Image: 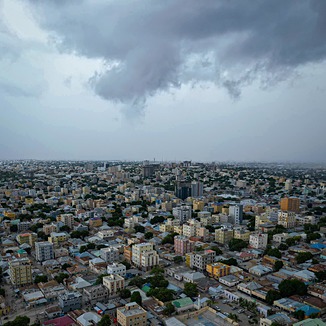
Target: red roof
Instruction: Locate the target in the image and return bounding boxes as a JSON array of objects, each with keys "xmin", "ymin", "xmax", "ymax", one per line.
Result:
[{"xmin": 43, "ymin": 316, "xmax": 75, "ymax": 326}]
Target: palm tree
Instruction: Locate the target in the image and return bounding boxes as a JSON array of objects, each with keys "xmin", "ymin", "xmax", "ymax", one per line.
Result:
[{"xmin": 229, "ymin": 313, "xmax": 239, "ymax": 322}]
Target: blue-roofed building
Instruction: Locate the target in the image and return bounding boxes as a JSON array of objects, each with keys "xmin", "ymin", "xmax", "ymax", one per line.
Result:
[
  {"xmin": 296, "ymin": 305, "xmax": 321, "ymax": 317},
  {"xmin": 311, "ymin": 243, "xmax": 326, "ymax": 250}
]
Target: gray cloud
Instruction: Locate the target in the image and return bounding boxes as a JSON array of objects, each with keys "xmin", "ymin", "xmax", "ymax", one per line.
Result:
[{"xmin": 25, "ymin": 0, "xmax": 326, "ymax": 105}]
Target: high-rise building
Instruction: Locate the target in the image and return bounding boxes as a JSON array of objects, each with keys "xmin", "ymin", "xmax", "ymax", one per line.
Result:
[
  {"xmin": 9, "ymin": 258, "xmax": 33, "ymax": 286},
  {"xmin": 186, "ymin": 250, "xmax": 216, "ymax": 271},
  {"xmin": 249, "ymin": 233, "xmax": 268, "ymax": 249},
  {"xmin": 131, "ymin": 243, "xmax": 159, "ymax": 270},
  {"xmin": 215, "ymin": 228, "xmax": 234, "ymax": 245},
  {"xmin": 117, "ymin": 302, "xmax": 147, "ymax": 326},
  {"xmin": 175, "ymin": 181, "xmax": 191, "ymax": 200},
  {"xmin": 191, "ymin": 181, "xmax": 203, "ymax": 198},
  {"xmin": 229, "ymin": 204, "xmax": 243, "ymax": 225},
  {"xmin": 35, "ymin": 241, "xmax": 54, "ymax": 262},
  {"xmin": 172, "ymin": 205, "xmax": 192, "ymax": 224},
  {"xmin": 142, "ymin": 161, "xmax": 156, "ymax": 178},
  {"xmin": 278, "ymin": 211, "xmax": 296, "ymax": 228},
  {"xmin": 174, "ymin": 235, "xmax": 195, "ymax": 255},
  {"xmin": 57, "ymin": 213, "xmax": 75, "ymax": 229},
  {"xmin": 280, "ymin": 197, "xmax": 300, "ymax": 213}
]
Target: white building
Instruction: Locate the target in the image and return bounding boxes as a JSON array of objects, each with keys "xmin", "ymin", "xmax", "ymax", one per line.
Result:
[
  {"xmin": 229, "ymin": 204, "xmax": 243, "ymax": 225},
  {"xmin": 249, "ymin": 233, "xmax": 268, "ymax": 249},
  {"xmin": 278, "ymin": 211, "xmax": 296, "ymax": 229},
  {"xmin": 102, "ymin": 274, "xmax": 125, "ymax": 296},
  {"xmin": 132, "ymin": 243, "xmax": 159, "ymax": 270},
  {"xmin": 35, "ymin": 241, "xmax": 54, "ymax": 262},
  {"xmin": 107, "ymin": 263, "xmax": 126, "ymax": 277},
  {"xmin": 172, "ymin": 206, "xmax": 192, "ymax": 224},
  {"xmin": 100, "ymin": 247, "xmax": 119, "ymax": 263}
]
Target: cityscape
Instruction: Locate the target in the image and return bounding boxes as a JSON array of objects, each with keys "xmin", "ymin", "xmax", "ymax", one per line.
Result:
[
  {"xmin": 0, "ymin": 160, "xmax": 325, "ymax": 326},
  {"xmin": 1, "ymin": 1, "xmax": 326, "ymax": 326}
]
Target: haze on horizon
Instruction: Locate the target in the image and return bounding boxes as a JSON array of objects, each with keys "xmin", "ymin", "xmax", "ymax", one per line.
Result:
[{"xmin": 1, "ymin": 0, "xmax": 326, "ymax": 163}]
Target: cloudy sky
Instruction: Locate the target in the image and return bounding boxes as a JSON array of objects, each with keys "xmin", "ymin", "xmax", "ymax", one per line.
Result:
[{"xmin": 1, "ymin": 0, "xmax": 326, "ymax": 162}]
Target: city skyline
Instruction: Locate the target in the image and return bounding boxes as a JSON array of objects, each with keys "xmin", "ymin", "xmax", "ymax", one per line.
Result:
[{"xmin": 1, "ymin": 1, "xmax": 326, "ymax": 162}]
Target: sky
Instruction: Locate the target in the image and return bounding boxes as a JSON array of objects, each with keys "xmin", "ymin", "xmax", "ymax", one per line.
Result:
[{"xmin": 0, "ymin": 0, "xmax": 326, "ymax": 162}]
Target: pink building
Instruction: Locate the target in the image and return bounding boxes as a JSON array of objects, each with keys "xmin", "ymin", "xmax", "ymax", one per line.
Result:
[{"xmin": 174, "ymin": 235, "xmax": 195, "ymax": 255}]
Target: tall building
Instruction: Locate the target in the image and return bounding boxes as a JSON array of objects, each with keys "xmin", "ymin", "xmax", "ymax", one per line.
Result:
[
  {"xmin": 280, "ymin": 197, "xmax": 300, "ymax": 213},
  {"xmin": 278, "ymin": 211, "xmax": 296, "ymax": 228},
  {"xmin": 229, "ymin": 204, "xmax": 243, "ymax": 225},
  {"xmin": 57, "ymin": 214, "xmax": 75, "ymax": 229},
  {"xmin": 100, "ymin": 247, "xmax": 120, "ymax": 263},
  {"xmin": 9, "ymin": 258, "xmax": 33, "ymax": 286},
  {"xmin": 186, "ymin": 250, "xmax": 216, "ymax": 271},
  {"xmin": 117, "ymin": 302, "xmax": 147, "ymax": 326},
  {"xmin": 131, "ymin": 243, "xmax": 159, "ymax": 270},
  {"xmin": 102, "ymin": 274, "xmax": 125, "ymax": 296},
  {"xmin": 215, "ymin": 228, "xmax": 234, "ymax": 245},
  {"xmin": 249, "ymin": 233, "xmax": 268, "ymax": 249},
  {"xmin": 35, "ymin": 241, "xmax": 54, "ymax": 262},
  {"xmin": 175, "ymin": 181, "xmax": 191, "ymax": 200},
  {"xmin": 191, "ymin": 181, "xmax": 203, "ymax": 197},
  {"xmin": 174, "ymin": 235, "xmax": 195, "ymax": 255},
  {"xmin": 142, "ymin": 161, "xmax": 156, "ymax": 178},
  {"xmin": 172, "ymin": 205, "xmax": 192, "ymax": 224}
]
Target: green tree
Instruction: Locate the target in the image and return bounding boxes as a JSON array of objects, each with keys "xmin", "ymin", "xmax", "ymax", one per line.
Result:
[
  {"xmin": 4, "ymin": 316, "xmax": 30, "ymax": 326},
  {"xmin": 150, "ymin": 266, "xmax": 164, "ymax": 275},
  {"xmin": 62, "ymin": 263, "xmax": 72, "ymax": 270},
  {"xmin": 121, "ymin": 260, "xmax": 131, "ymax": 270},
  {"xmin": 296, "ymin": 252, "xmax": 313, "ymax": 264},
  {"xmin": 293, "ymin": 309, "xmax": 305, "ymax": 321},
  {"xmin": 144, "ymin": 232, "xmax": 154, "ymax": 239},
  {"xmin": 210, "ymin": 246, "xmax": 223, "ymax": 255},
  {"xmin": 0, "ymin": 288, "xmax": 5, "ymax": 297},
  {"xmin": 184, "ymin": 282, "xmax": 198, "ymax": 297},
  {"xmin": 34, "ymin": 275, "xmax": 48, "ymax": 284},
  {"xmin": 147, "ymin": 288, "xmax": 175, "ymax": 302},
  {"xmin": 278, "ymin": 243, "xmax": 288, "ymax": 251},
  {"xmin": 95, "ymin": 274, "xmax": 108, "ymax": 285},
  {"xmin": 79, "ymin": 246, "xmax": 88, "ymax": 253},
  {"xmin": 228, "ymin": 313, "xmax": 239, "ymax": 322},
  {"xmin": 119, "ymin": 289, "xmax": 131, "ymax": 299},
  {"xmin": 134, "ymin": 225, "xmax": 145, "ymax": 233},
  {"xmin": 266, "ymin": 248, "xmax": 282, "ymax": 259},
  {"xmin": 10, "ymin": 225, "xmax": 18, "ymax": 232},
  {"xmin": 128, "ymin": 276, "xmax": 146, "ymax": 288},
  {"xmin": 162, "ymin": 232, "xmax": 178, "ymax": 245},
  {"xmin": 163, "ymin": 302, "xmax": 175, "ymax": 316},
  {"xmin": 274, "ymin": 260, "xmax": 284, "ymax": 272},
  {"xmin": 218, "ymin": 258, "xmax": 238, "ymax": 266},
  {"xmin": 54, "ymin": 273, "xmax": 69, "ymax": 284},
  {"xmin": 150, "ymin": 216, "xmax": 165, "ymax": 224},
  {"xmin": 173, "ymin": 256, "xmax": 183, "ymax": 264},
  {"xmin": 278, "ymin": 279, "xmax": 307, "ymax": 297},
  {"xmin": 266, "ymin": 290, "xmax": 282, "ymax": 305},
  {"xmin": 130, "ymin": 291, "xmax": 142, "ymax": 305},
  {"xmin": 60, "ymin": 225, "xmax": 71, "ymax": 232},
  {"xmin": 228, "ymin": 239, "xmax": 248, "ymax": 252},
  {"xmin": 97, "ymin": 315, "xmax": 111, "ymax": 326}
]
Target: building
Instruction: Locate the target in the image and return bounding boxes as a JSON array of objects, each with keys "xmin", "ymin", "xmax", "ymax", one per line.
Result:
[
  {"xmin": 17, "ymin": 222, "xmax": 31, "ymax": 232},
  {"xmin": 9, "ymin": 258, "xmax": 33, "ymax": 286},
  {"xmin": 278, "ymin": 211, "xmax": 296, "ymax": 228},
  {"xmin": 234, "ymin": 229, "xmax": 251, "ymax": 242},
  {"xmin": 83, "ymin": 284, "xmax": 109, "ymax": 305},
  {"xmin": 107, "ymin": 263, "xmax": 126, "ymax": 277},
  {"xmin": 175, "ymin": 181, "xmax": 191, "ymax": 200},
  {"xmin": 102, "ymin": 275, "xmax": 125, "ymax": 296},
  {"xmin": 280, "ymin": 197, "xmax": 300, "ymax": 213},
  {"xmin": 172, "ymin": 206, "xmax": 192, "ymax": 224},
  {"xmin": 142, "ymin": 163, "xmax": 156, "ymax": 178},
  {"xmin": 191, "ymin": 181, "xmax": 203, "ymax": 198},
  {"xmin": 182, "ymin": 224, "xmax": 196, "ymax": 237},
  {"xmin": 186, "ymin": 250, "xmax": 216, "ymax": 271},
  {"xmin": 43, "ymin": 224, "xmax": 58, "ymax": 235},
  {"xmin": 58, "ymin": 291, "xmax": 82, "ymax": 313},
  {"xmin": 117, "ymin": 302, "xmax": 147, "ymax": 326},
  {"xmin": 215, "ymin": 228, "xmax": 234, "ymax": 245},
  {"xmin": 174, "ymin": 235, "xmax": 195, "ymax": 256},
  {"xmin": 132, "ymin": 243, "xmax": 159, "ymax": 270},
  {"xmin": 249, "ymin": 233, "xmax": 268, "ymax": 249},
  {"xmin": 35, "ymin": 241, "xmax": 54, "ymax": 262},
  {"xmin": 16, "ymin": 232, "xmax": 37, "ymax": 247},
  {"xmin": 229, "ymin": 204, "xmax": 243, "ymax": 225},
  {"xmin": 57, "ymin": 214, "xmax": 74, "ymax": 229},
  {"xmin": 100, "ymin": 247, "xmax": 120, "ymax": 263},
  {"xmin": 206, "ymin": 263, "xmax": 230, "ymax": 279},
  {"xmin": 48, "ymin": 232, "xmax": 68, "ymax": 245}
]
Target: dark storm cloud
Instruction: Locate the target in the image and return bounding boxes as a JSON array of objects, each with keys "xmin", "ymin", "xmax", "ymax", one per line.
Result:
[{"xmin": 29, "ymin": 0, "xmax": 326, "ymax": 103}]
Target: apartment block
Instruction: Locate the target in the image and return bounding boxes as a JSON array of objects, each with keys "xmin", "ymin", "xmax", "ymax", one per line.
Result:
[
  {"xmin": 186, "ymin": 250, "xmax": 216, "ymax": 271},
  {"xmin": 215, "ymin": 228, "xmax": 234, "ymax": 245},
  {"xmin": 16, "ymin": 232, "xmax": 37, "ymax": 247},
  {"xmin": 57, "ymin": 213, "xmax": 74, "ymax": 229},
  {"xmin": 102, "ymin": 274, "xmax": 125, "ymax": 296},
  {"xmin": 107, "ymin": 263, "xmax": 126, "ymax": 277},
  {"xmin": 280, "ymin": 197, "xmax": 300, "ymax": 213},
  {"xmin": 249, "ymin": 233, "xmax": 268, "ymax": 249},
  {"xmin": 100, "ymin": 247, "xmax": 120, "ymax": 263},
  {"xmin": 174, "ymin": 235, "xmax": 195, "ymax": 256},
  {"xmin": 278, "ymin": 211, "xmax": 296, "ymax": 228},
  {"xmin": 48, "ymin": 232, "xmax": 68, "ymax": 245},
  {"xmin": 132, "ymin": 243, "xmax": 159, "ymax": 270},
  {"xmin": 58, "ymin": 291, "xmax": 82, "ymax": 313},
  {"xmin": 43, "ymin": 223, "xmax": 58, "ymax": 235},
  {"xmin": 172, "ymin": 205, "xmax": 192, "ymax": 223},
  {"xmin": 83, "ymin": 284, "xmax": 109, "ymax": 305},
  {"xmin": 117, "ymin": 302, "xmax": 147, "ymax": 326},
  {"xmin": 206, "ymin": 262, "xmax": 231, "ymax": 279},
  {"xmin": 9, "ymin": 258, "xmax": 33, "ymax": 286},
  {"xmin": 35, "ymin": 241, "xmax": 54, "ymax": 262},
  {"xmin": 234, "ymin": 229, "xmax": 251, "ymax": 242}
]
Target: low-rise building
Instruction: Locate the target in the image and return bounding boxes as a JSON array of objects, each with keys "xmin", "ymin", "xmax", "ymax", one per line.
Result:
[
  {"xmin": 102, "ymin": 275, "xmax": 125, "ymax": 296},
  {"xmin": 83, "ymin": 284, "xmax": 109, "ymax": 305},
  {"xmin": 117, "ymin": 302, "xmax": 147, "ymax": 326},
  {"xmin": 249, "ymin": 233, "xmax": 268, "ymax": 249},
  {"xmin": 107, "ymin": 263, "xmax": 126, "ymax": 277},
  {"xmin": 100, "ymin": 247, "xmax": 120, "ymax": 263},
  {"xmin": 206, "ymin": 263, "xmax": 230, "ymax": 279},
  {"xmin": 58, "ymin": 291, "xmax": 82, "ymax": 313}
]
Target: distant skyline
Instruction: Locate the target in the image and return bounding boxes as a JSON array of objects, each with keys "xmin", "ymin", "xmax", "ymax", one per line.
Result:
[{"xmin": 1, "ymin": 0, "xmax": 326, "ymax": 162}]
